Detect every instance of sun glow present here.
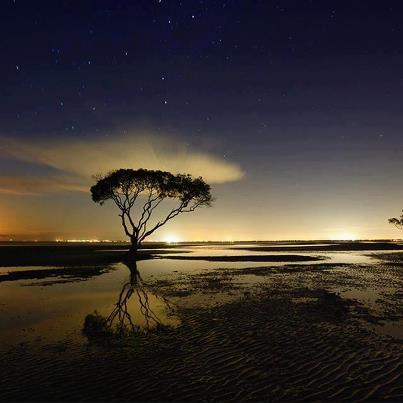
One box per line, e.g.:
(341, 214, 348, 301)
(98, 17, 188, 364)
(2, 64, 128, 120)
(330, 233, 357, 241)
(162, 234, 181, 244)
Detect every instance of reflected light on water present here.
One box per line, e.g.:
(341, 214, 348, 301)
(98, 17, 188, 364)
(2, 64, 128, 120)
(0, 265, 178, 346)
(0, 242, 402, 346)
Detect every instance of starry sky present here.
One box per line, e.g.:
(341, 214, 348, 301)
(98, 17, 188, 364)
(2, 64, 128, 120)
(0, 0, 402, 241)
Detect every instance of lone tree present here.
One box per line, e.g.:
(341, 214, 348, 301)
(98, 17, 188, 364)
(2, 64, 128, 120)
(90, 168, 213, 257)
(388, 210, 403, 231)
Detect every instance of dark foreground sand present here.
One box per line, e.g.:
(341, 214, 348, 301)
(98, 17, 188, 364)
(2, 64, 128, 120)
(1, 250, 402, 402)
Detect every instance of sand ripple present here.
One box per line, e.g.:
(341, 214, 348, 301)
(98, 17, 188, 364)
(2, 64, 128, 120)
(1, 287, 402, 401)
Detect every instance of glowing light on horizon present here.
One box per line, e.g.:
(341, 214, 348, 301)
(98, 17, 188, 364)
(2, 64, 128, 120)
(162, 234, 180, 244)
(330, 233, 357, 241)
(55, 239, 115, 243)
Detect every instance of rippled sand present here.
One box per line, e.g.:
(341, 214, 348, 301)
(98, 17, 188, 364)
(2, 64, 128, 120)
(0, 243, 402, 401)
(1, 288, 402, 401)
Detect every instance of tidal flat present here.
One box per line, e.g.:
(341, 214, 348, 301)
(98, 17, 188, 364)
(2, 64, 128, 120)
(0, 241, 402, 401)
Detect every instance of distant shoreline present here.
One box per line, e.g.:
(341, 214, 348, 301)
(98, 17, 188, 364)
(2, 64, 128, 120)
(0, 238, 401, 245)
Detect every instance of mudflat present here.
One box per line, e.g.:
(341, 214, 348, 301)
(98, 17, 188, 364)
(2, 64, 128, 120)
(0, 242, 402, 401)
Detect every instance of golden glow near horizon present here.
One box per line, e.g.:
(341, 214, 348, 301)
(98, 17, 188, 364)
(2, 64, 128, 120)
(1, 174, 402, 241)
(56, 239, 109, 243)
(329, 233, 358, 241)
(162, 234, 181, 244)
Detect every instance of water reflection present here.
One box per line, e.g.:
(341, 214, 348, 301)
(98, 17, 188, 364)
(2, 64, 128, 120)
(148, 247, 397, 266)
(83, 261, 175, 340)
(0, 242, 401, 347)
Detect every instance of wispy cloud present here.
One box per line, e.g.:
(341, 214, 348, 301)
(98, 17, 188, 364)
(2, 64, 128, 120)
(0, 175, 87, 196)
(0, 132, 244, 195)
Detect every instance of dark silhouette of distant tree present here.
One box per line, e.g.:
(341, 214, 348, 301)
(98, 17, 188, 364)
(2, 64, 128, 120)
(388, 210, 403, 231)
(90, 169, 213, 257)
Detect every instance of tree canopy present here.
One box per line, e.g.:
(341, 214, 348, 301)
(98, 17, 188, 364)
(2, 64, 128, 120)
(388, 210, 403, 231)
(90, 169, 213, 248)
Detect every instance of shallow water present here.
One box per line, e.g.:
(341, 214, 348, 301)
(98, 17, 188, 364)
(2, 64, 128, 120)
(0, 265, 179, 346)
(0, 242, 402, 346)
(148, 245, 399, 265)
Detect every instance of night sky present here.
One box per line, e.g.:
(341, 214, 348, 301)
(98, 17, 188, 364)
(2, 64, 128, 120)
(1, 0, 402, 241)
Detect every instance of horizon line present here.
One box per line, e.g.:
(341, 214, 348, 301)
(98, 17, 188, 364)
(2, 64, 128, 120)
(0, 238, 401, 243)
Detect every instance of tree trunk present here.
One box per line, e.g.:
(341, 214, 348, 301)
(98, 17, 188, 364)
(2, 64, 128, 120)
(126, 260, 138, 283)
(127, 237, 138, 261)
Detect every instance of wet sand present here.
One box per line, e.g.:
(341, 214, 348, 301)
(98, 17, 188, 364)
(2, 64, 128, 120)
(0, 242, 402, 401)
(160, 254, 324, 262)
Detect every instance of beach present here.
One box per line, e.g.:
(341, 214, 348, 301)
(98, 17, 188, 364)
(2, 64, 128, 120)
(0, 241, 402, 401)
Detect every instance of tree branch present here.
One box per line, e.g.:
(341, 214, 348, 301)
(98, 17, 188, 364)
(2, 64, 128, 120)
(137, 191, 161, 228)
(138, 200, 189, 242)
(119, 213, 133, 238)
(138, 197, 164, 239)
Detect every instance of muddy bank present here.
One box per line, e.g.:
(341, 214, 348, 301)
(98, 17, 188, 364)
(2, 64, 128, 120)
(1, 284, 402, 401)
(0, 265, 115, 284)
(372, 252, 403, 263)
(1, 260, 402, 401)
(0, 245, 186, 266)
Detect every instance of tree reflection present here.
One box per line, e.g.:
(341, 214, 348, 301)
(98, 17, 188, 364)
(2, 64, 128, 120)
(83, 260, 171, 340)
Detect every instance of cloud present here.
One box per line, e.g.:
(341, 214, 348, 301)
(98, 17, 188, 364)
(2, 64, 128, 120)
(0, 175, 87, 196)
(0, 132, 244, 195)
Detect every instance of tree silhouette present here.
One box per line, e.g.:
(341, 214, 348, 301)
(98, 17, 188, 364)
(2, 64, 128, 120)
(388, 210, 403, 231)
(90, 169, 213, 256)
